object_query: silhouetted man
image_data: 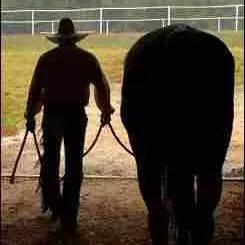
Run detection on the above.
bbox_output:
[25,18,114,233]
[121,24,234,245]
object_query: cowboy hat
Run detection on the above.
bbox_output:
[46,18,89,44]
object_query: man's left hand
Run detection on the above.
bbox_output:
[25,117,36,132]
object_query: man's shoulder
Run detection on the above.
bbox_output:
[39,46,98,64]
[75,47,97,60]
[39,47,59,60]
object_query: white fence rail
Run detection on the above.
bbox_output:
[2,4,244,36]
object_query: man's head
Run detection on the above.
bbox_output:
[46,18,89,45]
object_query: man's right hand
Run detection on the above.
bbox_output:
[101,107,115,126]
[101,113,111,126]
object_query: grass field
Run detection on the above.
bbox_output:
[2,31,244,136]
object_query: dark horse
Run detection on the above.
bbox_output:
[120,24,234,245]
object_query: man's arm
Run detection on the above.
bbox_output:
[94,72,113,113]
[25,56,44,120]
[89,55,114,124]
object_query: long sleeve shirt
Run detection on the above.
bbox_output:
[25,44,113,118]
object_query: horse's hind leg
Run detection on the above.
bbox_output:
[168,167,195,245]
[140,166,169,245]
[191,168,223,245]
[128,133,169,245]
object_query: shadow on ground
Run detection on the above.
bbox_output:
[1,179,244,245]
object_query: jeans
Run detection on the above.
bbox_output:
[40,104,87,224]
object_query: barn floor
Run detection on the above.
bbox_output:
[1,178,244,245]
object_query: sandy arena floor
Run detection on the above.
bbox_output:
[1,84,244,245]
[1,178,244,245]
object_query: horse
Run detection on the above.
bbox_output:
[120,24,234,245]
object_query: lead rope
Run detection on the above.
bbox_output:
[83,124,104,157]
[108,122,134,156]
[38,121,134,189]
[108,122,175,232]
[59,122,134,182]
[10,121,175,232]
[9,124,103,186]
[59,124,103,183]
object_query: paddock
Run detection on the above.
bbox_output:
[1,31,244,244]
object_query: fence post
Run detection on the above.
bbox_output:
[31,10,35,36]
[161,19,165,28]
[235,5,239,31]
[51,21,55,34]
[167,6,171,25]
[106,21,109,36]
[217,17,221,32]
[99,7,103,35]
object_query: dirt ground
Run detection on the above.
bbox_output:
[1,84,244,245]
[1,178,244,245]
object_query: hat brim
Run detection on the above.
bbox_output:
[46,33,89,43]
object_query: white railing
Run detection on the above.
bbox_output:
[2,4,244,36]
